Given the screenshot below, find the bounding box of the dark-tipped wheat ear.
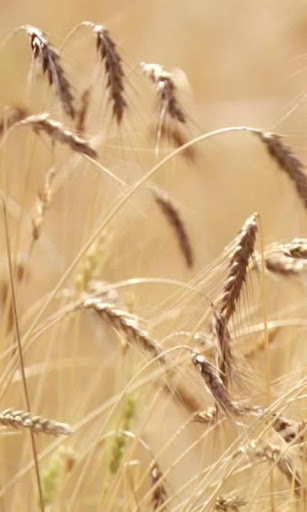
[83,22,127,124]
[24,26,75,119]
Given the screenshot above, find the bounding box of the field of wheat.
[0,1,306,511]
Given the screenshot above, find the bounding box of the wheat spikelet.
[19,113,97,159]
[75,87,91,133]
[219,213,258,322]
[0,409,73,436]
[83,22,127,124]
[24,26,75,119]
[255,131,307,209]
[80,298,167,364]
[150,461,167,511]
[151,186,194,268]
[31,167,56,247]
[0,106,28,137]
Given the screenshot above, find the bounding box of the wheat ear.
[24,25,75,119]
[0,409,73,436]
[83,22,127,124]
[80,298,168,364]
[255,131,307,209]
[150,185,194,268]
[19,113,97,159]
[219,213,258,322]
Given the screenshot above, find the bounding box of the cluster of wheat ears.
[0,20,305,512]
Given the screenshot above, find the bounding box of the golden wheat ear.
[22,25,75,119]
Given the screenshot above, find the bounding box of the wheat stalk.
[23,25,75,119]
[150,185,194,268]
[0,409,73,436]
[19,113,97,159]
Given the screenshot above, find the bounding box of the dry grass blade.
[219,213,258,322]
[0,408,73,436]
[31,167,56,247]
[255,131,307,209]
[212,306,233,387]
[83,22,127,124]
[80,298,168,364]
[150,461,167,511]
[19,113,97,159]
[151,185,194,268]
[0,106,28,137]
[24,26,75,119]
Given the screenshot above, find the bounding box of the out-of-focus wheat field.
[0,1,306,511]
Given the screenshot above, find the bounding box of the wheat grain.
[23,25,75,119]
[215,495,246,511]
